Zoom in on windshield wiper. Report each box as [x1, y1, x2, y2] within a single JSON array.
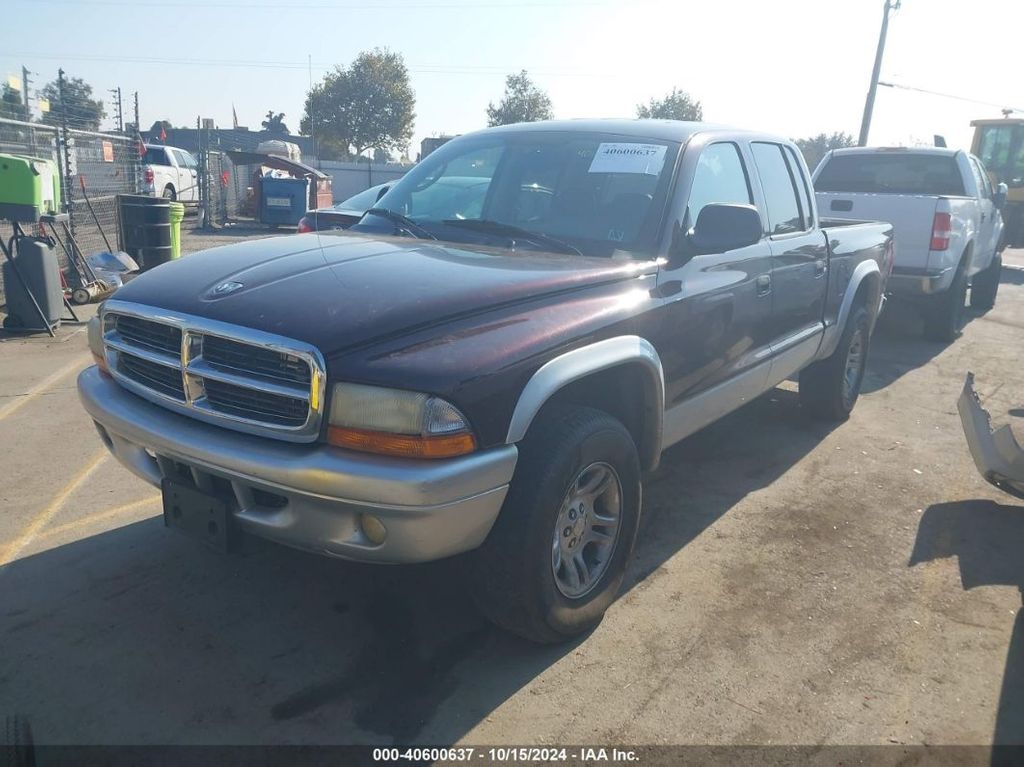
[[442, 218, 581, 256], [365, 208, 437, 240]]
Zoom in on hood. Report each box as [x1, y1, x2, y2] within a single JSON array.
[[112, 232, 653, 356]]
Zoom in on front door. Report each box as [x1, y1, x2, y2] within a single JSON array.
[[971, 155, 1000, 260], [658, 141, 774, 410]]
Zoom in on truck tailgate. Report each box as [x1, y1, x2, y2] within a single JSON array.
[[815, 192, 937, 272]]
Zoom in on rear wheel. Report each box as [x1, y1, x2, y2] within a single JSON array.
[[970, 252, 1001, 310], [799, 304, 870, 421], [923, 260, 968, 342], [162, 185, 176, 200], [469, 406, 642, 644]]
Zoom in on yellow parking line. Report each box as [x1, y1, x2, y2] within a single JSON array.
[[0, 449, 107, 567], [0, 352, 91, 422], [40, 496, 161, 541]]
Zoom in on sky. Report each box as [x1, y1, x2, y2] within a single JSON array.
[[3, 0, 1022, 158]]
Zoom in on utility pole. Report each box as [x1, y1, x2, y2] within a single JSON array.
[[58, 69, 75, 236], [21, 66, 30, 108], [133, 91, 140, 132], [109, 86, 124, 133], [858, 0, 901, 147]]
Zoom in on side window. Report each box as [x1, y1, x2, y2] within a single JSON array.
[[751, 142, 804, 235], [785, 146, 814, 228], [686, 142, 752, 225]]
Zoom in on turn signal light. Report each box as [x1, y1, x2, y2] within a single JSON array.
[[327, 426, 477, 459], [297, 217, 313, 234]]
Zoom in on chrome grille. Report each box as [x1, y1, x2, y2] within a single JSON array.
[[203, 379, 308, 427], [115, 315, 182, 356], [100, 300, 326, 442], [203, 335, 311, 386], [117, 354, 186, 401]]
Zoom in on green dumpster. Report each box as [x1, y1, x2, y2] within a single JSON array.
[[169, 202, 185, 260]]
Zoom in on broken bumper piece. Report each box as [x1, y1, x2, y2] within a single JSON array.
[[958, 372, 1024, 501]]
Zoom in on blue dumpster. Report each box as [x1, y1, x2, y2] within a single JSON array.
[[260, 177, 309, 227]]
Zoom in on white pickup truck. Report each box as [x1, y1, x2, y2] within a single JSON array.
[[814, 147, 1007, 341], [141, 144, 199, 204]]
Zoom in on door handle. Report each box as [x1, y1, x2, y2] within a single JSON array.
[[814, 258, 827, 277], [981, 213, 986, 223], [756, 274, 771, 296]]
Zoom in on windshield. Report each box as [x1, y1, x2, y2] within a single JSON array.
[[976, 124, 1024, 188], [335, 184, 387, 211], [350, 131, 679, 257], [815, 153, 966, 196]]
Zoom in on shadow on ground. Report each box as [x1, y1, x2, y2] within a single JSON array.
[[911, 499, 1024, 746], [1, 387, 841, 745]]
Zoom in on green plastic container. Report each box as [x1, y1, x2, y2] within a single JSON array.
[[0, 153, 61, 223], [169, 202, 185, 259]]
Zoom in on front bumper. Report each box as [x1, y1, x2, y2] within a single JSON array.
[[78, 366, 518, 562], [888, 266, 955, 297], [958, 373, 1024, 501]]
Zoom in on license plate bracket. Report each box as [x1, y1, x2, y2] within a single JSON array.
[[161, 478, 238, 552]]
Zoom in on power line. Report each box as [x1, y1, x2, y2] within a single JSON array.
[[878, 81, 1024, 115], [13, 0, 607, 8], [3, 51, 614, 77]]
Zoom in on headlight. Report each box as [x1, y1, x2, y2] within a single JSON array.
[[327, 383, 477, 459]]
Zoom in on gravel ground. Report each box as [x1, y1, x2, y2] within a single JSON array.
[[1, 238, 1022, 751]]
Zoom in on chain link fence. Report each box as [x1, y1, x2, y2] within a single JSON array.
[[1, 116, 140, 307]]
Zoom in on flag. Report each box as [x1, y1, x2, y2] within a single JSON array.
[[232, 104, 238, 129], [159, 125, 167, 142]]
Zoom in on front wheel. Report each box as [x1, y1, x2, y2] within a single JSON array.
[[799, 304, 871, 421], [469, 406, 642, 643]]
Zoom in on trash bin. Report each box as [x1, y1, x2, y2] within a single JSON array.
[[1, 237, 63, 331], [169, 202, 185, 260], [117, 194, 172, 271], [259, 176, 309, 227]]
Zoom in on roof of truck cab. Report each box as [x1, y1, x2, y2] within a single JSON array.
[[462, 119, 767, 143], [828, 146, 963, 158]]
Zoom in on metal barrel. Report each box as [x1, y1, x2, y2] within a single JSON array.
[[117, 194, 173, 271]]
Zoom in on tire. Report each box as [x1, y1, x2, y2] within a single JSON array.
[[799, 304, 871, 422], [162, 185, 176, 200], [2, 314, 23, 330], [923, 260, 968, 343], [3, 715, 35, 767], [970, 252, 1001, 311], [469, 406, 642, 644]]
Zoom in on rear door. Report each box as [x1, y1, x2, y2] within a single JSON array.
[[172, 149, 199, 202], [968, 155, 999, 262], [750, 141, 827, 357]]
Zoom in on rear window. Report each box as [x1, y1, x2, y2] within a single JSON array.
[[815, 153, 965, 196], [143, 148, 168, 166]]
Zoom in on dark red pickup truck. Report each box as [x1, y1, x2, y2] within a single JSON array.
[[80, 120, 894, 642]]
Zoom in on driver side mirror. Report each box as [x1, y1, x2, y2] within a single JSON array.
[[993, 182, 1008, 211], [688, 204, 763, 255]]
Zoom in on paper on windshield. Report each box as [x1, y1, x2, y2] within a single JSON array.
[[588, 143, 667, 175]]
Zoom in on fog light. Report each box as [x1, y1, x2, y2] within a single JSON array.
[[360, 514, 387, 545]]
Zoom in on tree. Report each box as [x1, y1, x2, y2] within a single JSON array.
[[486, 71, 553, 127], [636, 88, 702, 121], [0, 84, 29, 122], [793, 132, 856, 172], [148, 119, 172, 133], [300, 48, 415, 159], [39, 74, 105, 131], [261, 110, 289, 135]]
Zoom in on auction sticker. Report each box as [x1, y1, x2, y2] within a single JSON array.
[[588, 143, 667, 175]]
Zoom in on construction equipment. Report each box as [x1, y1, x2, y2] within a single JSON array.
[[971, 116, 1024, 247]]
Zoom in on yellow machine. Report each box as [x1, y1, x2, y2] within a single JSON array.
[[971, 117, 1024, 246]]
